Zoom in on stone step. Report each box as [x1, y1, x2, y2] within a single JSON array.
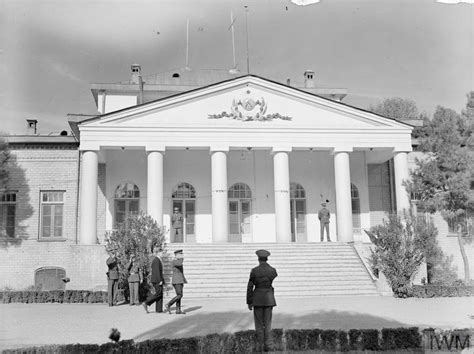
[[160, 243, 378, 297]]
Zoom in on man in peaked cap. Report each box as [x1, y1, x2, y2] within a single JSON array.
[[165, 249, 187, 314], [318, 201, 331, 242], [247, 249, 278, 352], [106, 247, 120, 307]]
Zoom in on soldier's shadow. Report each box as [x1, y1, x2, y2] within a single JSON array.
[[167, 305, 202, 313], [133, 309, 410, 342]]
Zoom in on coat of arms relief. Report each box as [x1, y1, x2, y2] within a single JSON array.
[[208, 94, 292, 121]]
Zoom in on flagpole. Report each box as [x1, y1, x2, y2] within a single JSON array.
[[185, 18, 190, 70], [244, 5, 250, 74], [230, 12, 237, 70]]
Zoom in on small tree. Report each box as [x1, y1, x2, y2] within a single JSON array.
[[365, 214, 433, 297], [105, 211, 167, 301], [0, 136, 11, 190], [407, 100, 473, 284]]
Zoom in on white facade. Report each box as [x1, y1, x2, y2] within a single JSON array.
[[78, 76, 413, 245]]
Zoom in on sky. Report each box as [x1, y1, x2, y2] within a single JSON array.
[[0, 0, 473, 135]]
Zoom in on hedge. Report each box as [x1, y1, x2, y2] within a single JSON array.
[[1, 290, 110, 304], [4, 327, 452, 353], [2, 284, 473, 304], [411, 284, 474, 298]]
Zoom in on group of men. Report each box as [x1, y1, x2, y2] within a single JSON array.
[[105, 248, 188, 315], [105, 201, 332, 351]]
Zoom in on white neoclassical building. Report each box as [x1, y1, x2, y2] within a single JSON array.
[[74, 74, 412, 245]]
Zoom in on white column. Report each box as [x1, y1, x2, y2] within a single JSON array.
[[211, 149, 228, 242], [147, 150, 164, 226], [79, 150, 98, 245], [273, 148, 292, 243], [334, 150, 353, 242], [393, 151, 410, 213]]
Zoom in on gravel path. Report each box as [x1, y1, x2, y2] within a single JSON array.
[[1, 296, 473, 350]]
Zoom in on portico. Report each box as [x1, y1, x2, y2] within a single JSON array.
[[77, 75, 412, 245]]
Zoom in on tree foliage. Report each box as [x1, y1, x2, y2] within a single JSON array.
[[0, 137, 10, 190], [407, 104, 473, 220], [105, 212, 168, 301], [365, 214, 435, 297], [369, 97, 420, 121]]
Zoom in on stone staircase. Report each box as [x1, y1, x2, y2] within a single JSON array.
[[164, 243, 379, 298]]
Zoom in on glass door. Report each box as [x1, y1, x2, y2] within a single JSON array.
[[290, 199, 307, 242], [171, 200, 195, 243]]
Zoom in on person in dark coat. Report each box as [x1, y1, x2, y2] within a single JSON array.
[[318, 202, 331, 242], [165, 249, 187, 314], [143, 247, 165, 313], [247, 249, 278, 352], [106, 249, 120, 307], [126, 255, 142, 305]]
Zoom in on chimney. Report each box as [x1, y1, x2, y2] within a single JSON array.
[[26, 119, 38, 135], [304, 70, 315, 89], [286, 78, 291, 86], [130, 63, 141, 84]]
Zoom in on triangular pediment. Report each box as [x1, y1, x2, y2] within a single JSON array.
[[80, 76, 412, 132]]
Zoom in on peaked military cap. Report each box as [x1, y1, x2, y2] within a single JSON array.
[[174, 249, 183, 255], [256, 249, 270, 258]]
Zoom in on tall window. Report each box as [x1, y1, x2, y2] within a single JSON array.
[[171, 182, 196, 243], [228, 183, 252, 242], [290, 183, 307, 242], [0, 191, 17, 238], [114, 182, 140, 227], [351, 183, 361, 233], [40, 191, 64, 238]]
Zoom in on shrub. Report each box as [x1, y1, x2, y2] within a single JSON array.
[[411, 284, 474, 298], [366, 214, 428, 297], [231, 330, 256, 353], [105, 211, 168, 302], [381, 327, 421, 350]]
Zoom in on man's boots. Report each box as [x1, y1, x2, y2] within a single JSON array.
[[176, 304, 186, 315]]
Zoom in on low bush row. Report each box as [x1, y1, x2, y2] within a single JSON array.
[[411, 284, 474, 298], [3, 327, 427, 353], [0, 290, 115, 304], [1, 285, 472, 304]]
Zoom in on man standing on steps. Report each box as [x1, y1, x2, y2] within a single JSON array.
[[171, 207, 184, 243], [318, 202, 331, 242], [247, 249, 278, 352], [143, 247, 164, 313], [165, 249, 187, 314]]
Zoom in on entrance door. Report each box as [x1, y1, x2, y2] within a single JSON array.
[[290, 183, 307, 242], [171, 200, 196, 243], [290, 199, 307, 242], [229, 199, 252, 242]]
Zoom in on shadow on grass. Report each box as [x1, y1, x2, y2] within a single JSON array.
[[134, 309, 409, 342]]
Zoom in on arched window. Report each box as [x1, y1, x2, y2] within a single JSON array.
[[172, 182, 196, 199], [114, 182, 140, 227], [228, 183, 252, 199], [290, 183, 307, 242], [228, 183, 252, 242], [351, 183, 361, 233], [171, 183, 196, 243]]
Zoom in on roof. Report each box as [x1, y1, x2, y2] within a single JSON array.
[[125, 68, 244, 86]]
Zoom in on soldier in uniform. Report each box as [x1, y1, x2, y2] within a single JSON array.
[[106, 249, 120, 307], [171, 207, 184, 243], [318, 202, 331, 242], [143, 247, 165, 313], [126, 254, 142, 305], [247, 249, 278, 352], [165, 249, 187, 314]]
